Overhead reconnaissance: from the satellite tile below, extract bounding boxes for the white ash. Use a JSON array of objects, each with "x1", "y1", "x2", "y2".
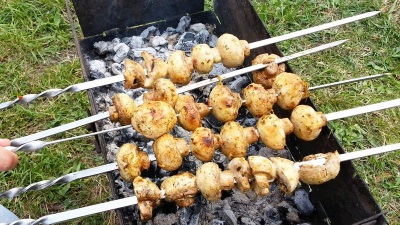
[
  {"x1": 89, "y1": 60, "x2": 106, "y2": 74},
  {"x1": 85, "y1": 16, "x2": 316, "y2": 225}
]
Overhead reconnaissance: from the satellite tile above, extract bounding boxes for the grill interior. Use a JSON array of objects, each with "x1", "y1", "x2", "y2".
[{"x1": 68, "y1": 0, "x2": 387, "y2": 224}]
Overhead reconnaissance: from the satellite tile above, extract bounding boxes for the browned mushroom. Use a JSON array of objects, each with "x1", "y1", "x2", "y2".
[
  {"x1": 190, "y1": 127, "x2": 222, "y2": 162},
  {"x1": 143, "y1": 78, "x2": 178, "y2": 107},
  {"x1": 133, "y1": 176, "x2": 162, "y2": 221},
  {"x1": 167, "y1": 50, "x2": 194, "y2": 85},
  {"x1": 256, "y1": 114, "x2": 294, "y2": 150},
  {"x1": 123, "y1": 59, "x2": 146, "y2": 89},
  {"x1": 109, "y1": 93, "x2": 137, "y2": 126},
  {"x1": 227, "y1": 157, "x2": 252, "y2": 193},
  {"x1": 208, "y1": 84, "x2": 242, "y2": 122},
  {"x1": 248, "y1": 156, "x2": 277, "y2": 196},
  {"x1": 242, "y1": 83, "x2": 277, "y2": 117},
  {"x1": 290, "y1": 105, "x2": 327, "y2": 141},
  {"x1": 273, "y1": 72, "x2": 309, "y2": 110},
  {"x1": 153, "y1": 133, "x2": 189, "y2": 171},
  {"x1": 299, "y1": 151, "x2": 340, "y2": 185},
  {"x1": 220, "y1": 121, "x2": 258, "y2": 159},
  {"x1": 252, "y1": 54, "x2": 286, "y2": 89},
  {"x1": 116, "y1": 143, "x2": 150, "y2": 182},
  {"x1": 139, "y1": 51, "x2": 168, "y2": 88},
  {"x1": 161, "y1": 172, "x2": 199, "y2": 207},
  {"x1": 174, "y1": 94, "x2": 209, "y2": 131}
]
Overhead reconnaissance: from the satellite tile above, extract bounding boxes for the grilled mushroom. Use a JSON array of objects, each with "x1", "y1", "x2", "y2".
[
  {"x1": 290, "y1": 105, "x2": 327, "y2": 141},
  {"x1": 299, "y1": 151, "x2": 340, "y2": 185},
  {"x1": 252, "y1": 53, "x2": 286, "y2": 89},
  {"x1": 256, "y1": 114, "x2": 294, "y2": 150},
  {"x1": 140, "y1": 51, "x2": 168, "y2": 88},
  {"x1": 242, "y1": 83, "x2": 277, "y2": 117},
  {"x1": 131, "y1": 101, "x2": 177, "y2": 139},
  {"x1": 227, "y1": 157, "x2": 252, "y2": 193},
  {"x1": 190, "y1": 127, "x2": 222, "y2": 162},
  {"x1": 270, "y1": 157, "x2": 300, "y2": 195},
  {"x1": 248, "y1": 156, "x2": 277, "y2": 196},
  {"x1": 161, "y1": 172, "x2": 198, "y2": 207},
  {"x1": 133, "y1": 176, "x2": 162, "y2": 221},
  {"x1": 109, "y1": 93, "x2": 137, "y2": 126},
  {"x1": 191, "y1": 44, "x2": 221, "y2": 73},
  {"x1": 217, "y1": 33, "x2": 250, "y2": 68},
  {"x1": 175, "y1": 94, "x2": 208, "y2": 131},
  {"x1": 116, "y1": 143, "x2": 150, "y2": 182},
  {"x1": 273, "y1": 72, "x2": 309, "y2": 110},
  {"x1": 123, "y1": 59, "x2": 146, "y2": 89},
  {"x1": 167, "y1": 50, "x2": 194, "y2": 85},
  {"x1": 208, "y1": 84, "x2": 242, "y2": 122},
  {"x1": 153, "y1": 133, "x2": 189, "y2": 171},
  {"x1": 143, "y1": 78, "x2": 178, "y2": 107},
  {"x1": 220, "y1": 121, "x2": 258, "y2": 159}
]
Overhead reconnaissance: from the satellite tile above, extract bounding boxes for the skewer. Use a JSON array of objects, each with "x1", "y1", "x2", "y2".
[
  {"x1": 0, "y1": 11, "x2": 379, "y2": 110},
  {"x1": 2, "y1": 143, "x2": 399, "y2": 225},
  {"x1": 5, "y1": 73, "x2": 392, "y2": 153},
  {"x1": 2, "y1": 99, "x2": 400, "y2": 198},
  {"x1": 9, "y1": 40, "x2": 345, "y2": 147}
]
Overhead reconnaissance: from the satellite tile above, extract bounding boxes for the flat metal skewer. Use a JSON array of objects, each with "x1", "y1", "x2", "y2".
[
  {"x1": 10, "y1": 40, "x2": 346, "y2": 147},
  {"x1": 0, "y1": 11, "x2": 380, "y2": 110},
  {"x1": 5, "y1": 72, "x2": 392, "y2": 153},
  {"x1": 2, "y1": 98, "x2": 400, "y2": 198},
  {"x1": 2, "y1": 143, "x2": 399, "y2": 225}
]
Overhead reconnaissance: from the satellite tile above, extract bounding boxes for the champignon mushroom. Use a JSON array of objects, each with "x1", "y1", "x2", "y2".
[
  {"x1": 196, "y1": 162, "x2": 235, "y2": 201},
  {"x1": 190, "y1": 127, "x2": 222, "y2": 162},
  {"x1": 220, "y1": 121, "x2": 259, "y2": 159},
  {"x1": 123, "y1": 59, "x2": 146, "y2": 89},
  {"x1": 290, "y1": 105, "x2": 327, "y2": 141},
  {"x1": 174, "y1": 95, "x2": 204, "y2": 131},
  {"x1": 227, "y1": 157, "x2": 252, "y2": 193},
  {"x1": 109, "y1": 93, "x2": 137, "y2": 126},
  {"x1": 256, "y1": 114, "x2": 294, "y2": 150},
  {"x1": 143, "y1": 78, "x2": 178, "y2": 107},
  {"x1": 248, "y1": 156, "x2": 276, "y2": 196},
  {"x1": 153, "y1": 133, "x2": 189, "y2": 171},
  {"x1": 191, "y1": 44, "x2": 221, "y2": 74},
  {"x1": 208, "y1": 84, "x2": 242, "y2": 122},
  {"x1": 116, "y1": 143, "x2": 150, "y2": 182},
  {"x1": 167, "y1": 50, "x2": 194, "y2": 85},
  {"x1": 252, "y1": 54, "x2": 286, "y2": 89},
  {"x1": 242, "y1": 83, "x2": 277, "y2": 117},
  {"x1": 216, "y1": 33, "x2": 250, "y2": 68},
  {"x1": 133, "y1": 176, "x2": 161, "y2": 221},
  {"x1": 270, "y1": 157, "x2": 299, "y2": 195},
  {"x1": 139, "y1": 51, "x2": 168, "y2": 88},
  {"x1": 131, "y1": 101, "x2": 177, "y2": 139},
  {"x1": 161, "y1": 172, "x2": 198, "y2": 207},
  {"x1": 272, "y1": 72, "x2": 309, "y2": 110},
  {"x1": 299, "y1": 151, "x2": 340, "y2": 185}
]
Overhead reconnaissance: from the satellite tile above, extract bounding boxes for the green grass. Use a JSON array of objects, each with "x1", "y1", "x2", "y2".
[
  {"x1": 0, "y1": 0, "x2": 399, "y2": 224},
  {"x1": 251, "y1": 0, "x2": 400, "y2": 223}
]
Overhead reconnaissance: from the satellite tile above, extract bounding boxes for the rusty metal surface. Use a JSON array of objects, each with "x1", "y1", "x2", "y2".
[{"x1": 68, "y1": 0, "x2": 387, "y2": 224}]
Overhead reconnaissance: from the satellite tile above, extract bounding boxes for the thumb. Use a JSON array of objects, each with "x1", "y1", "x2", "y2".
[{"x1": 0, "y1": 148, "x2": 19, "y2": 171}]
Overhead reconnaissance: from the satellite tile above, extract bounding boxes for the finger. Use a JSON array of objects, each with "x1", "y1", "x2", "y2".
[
  {"x1": 0, "y1": 148, "x2": 19, "y2": 171},
  {"x1": 0, "y1": 139, "x2": 11, "y2": 147}
]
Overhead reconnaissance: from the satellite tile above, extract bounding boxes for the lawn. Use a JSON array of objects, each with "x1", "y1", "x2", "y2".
[{"x1": 0, "y1": 0, "x2": 399, "y2": 224}]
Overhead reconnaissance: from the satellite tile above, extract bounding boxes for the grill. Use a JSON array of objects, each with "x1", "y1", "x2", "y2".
[{"x1": 64, "y1": 0, "x2": 387, "y2": 224}]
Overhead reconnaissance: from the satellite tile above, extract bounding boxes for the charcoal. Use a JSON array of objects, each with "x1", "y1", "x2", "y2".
[
  {"x1": 113, "y1": 43, "x2": 130, "y2": 63},
  {"x1": 140, "y1": 26, "x2": 159, "y2": 40},
  {"x1": 293, "y1": 189, "x2": 315, "y2": 215},
  {"x1": 111, "y1": 62, "x2": 123, "y2": 75},
  {"x1": 231, "y1": 189, "x2": 251, "y2": 204},
  {"x1": 180, "y1": 204, "x2": 200, "y2": 225},
  {"x1": 176, "y1": 16, "x2": 191, "y2": 33},
  {"x1": 130, "y1": 36, "x2": 144, "y2": 49},
  {"x1": 121, "y1": 37, "x2": 131, "y2": 45},
  {"x1": 89, "y1": 60, "x2": 107, "y2": 74},
  {"x1": 218, "y1": 209, "x2": 237, "y2": 225},
  {"x1": 209, "y1": 35, "x2": 218, "y2": 47},
  {"x1": 240, "y1": 217, "x2": 256, "y2": 225},
  {"x1": 167, "y1": 33, "x2": 179, "y2": 50},
  {"x1": 108, "y1": 38, "x2": 121, "y2": 53},
  {"x1": 175, "y1": 32, "x2": 197, "y2": 52},
  {"x1": 211, "y1": 219, "x2": 225, "y2": 225},
  {"x1": 93, "y1": 41, "x2": 109, "y2": 55},
  {"x1": 196, "y1": 29, "x2": 210, "y2": 44},
  {"x1": 150, "y1": 36, "x2": 167, "y2": 48},
  {"x1": 106, "y1": 142, "x2": 119, "y2": 162},
  {"x1": 165, "y1": 27, "x2": 176, "y2": 35},
  {"x1": 228, "y1": 76, "x2": 250, "y2": 93},
  {"x1": 130, "y1": 47, "x2": 157, "y2": 58},
  {"x1": 189, "y1": 23, "x2": 206, "y2": 33},
  {"x1": 110, "y1": 82, "x2": 125, "y2": 93}
]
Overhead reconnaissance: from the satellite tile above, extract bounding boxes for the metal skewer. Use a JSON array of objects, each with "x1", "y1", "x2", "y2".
[
  {"x1": 5, "y1": 72, "x2": 392, "y2": 153},
  {"x1": 2, "y1": 98, "x2": 400, "y2": 198},
  {"x1": 0, "y1": 11, "x2": 380, "y2": 110},
  {"x1": 10, "y1": 40, "x2": 346, "y2": 147},
  {"x1": 2, "y1": 143, "x2": 399, "y2": 225}
]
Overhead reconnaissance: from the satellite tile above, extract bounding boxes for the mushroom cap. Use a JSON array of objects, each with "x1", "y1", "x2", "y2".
[
  {"x1": 123, "y1": 59, "x2": 146, "y2": 89},
  {"x1": 299, "y1": 152, "x2": 340, "y2": 185},
  {"x1": 153, "y1": 133, "x2": 187, "y2": 171},
  {"x1": 208, "y1": 84, "x2": 242, "y2": 123},
  {"x1": 220, "y1": 121, "x2": 248, "y2": 159},
  {"x1": 143, "y1": 78, "x2": 178, "y2": 107},
  {"x1": 273, "y1": 72, "x2": 308, "y2": 110},
  {"x1": 116, "y1": 143, "x2": 150, "y2": 182},
  {"x1": 256, "y1": 114, "x2": 287, "y2": 150},
  {"x1": 161, "y1": 172, "x2": 198, "y2": 207},
  {"x1": 190, "y1": 127, "x2": 221, "y2": 162},
  {"x1": 195, "y1": 162, "x2": 223, "y2": 201},
  {"x1": 140, "y1": 51, "x2": 168, "y2": 88},
  {"x1": 175, "y1": 95, "x2": 202, "y2": 131},
  {"x1": 191, "y1": 44, "x2": 215, "y2": 74},
  {"x1": 167, "y1": 50, "x2": 194, "y2": 85},
  {"x1": 216, "y1": 33, "x2": 245, "y2": 68},
  {"x1": 109, "y1": 93, "x2": 137, "y2": 126},
  {"x1": 131, "y1": 101, "x2": 177, "y2": 139},
  {"x1": 270, "y1": 157, "x2": 299, "y2": 195},
  {"x1": 242, "y1": 83, "x2": 277, "y2": 118},
  {"x1": 290, "y1": 105, "x2": 327, "y2": 141}
]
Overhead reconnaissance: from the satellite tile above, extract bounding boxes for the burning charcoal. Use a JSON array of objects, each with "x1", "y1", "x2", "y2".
[
  {"x1": 176, "y1": 16, "x2": 191, "y2": 33},
  {"x1": 195, "y1": 29, "x2": 210, "y2": 44},
  {"x1": 130, "y1": 47, "x2": 157, "y2": 58},
  {"x1": 108, "y1": 38, "x2": 121, "y2": 53},
  {"x1": 113, "y1": 43, "x2": 130, "y2": 63},
  {"x1": 180, "y1": 204, "x2": 201, "y2": 225},
  {"x1": 228, "y1": 76, "x2": 251, "y2": 93},
  {"x1": 111, "y1": 63, "x2": 123, "y2": 75},
  {"x1": 106, "y1": 142, "x2": 119, "y2": 162},
  {"x1": 241, "y1": 118, "x2": 257, "y2": 127},
  {"x1": 174, "y1": 32, "x2": 197, "y2": 52},
  {"x1": 293, "y1": 189, "x2": 315, "y2": 216},
  {"x1": 93, "y1": 41, "x2": 109, "y2": 55},
  {"x1": 209, "y1": 34, "x2": 219, "y2": 47},
  {"x1": 130, "y1": 36, "x2": 144, "y2": 49},
  {"x1": 189, "y1": 23, "x2": 206, "y2": 33},
  {"x1": 140, "y1": 26, "x2": 159, "y2": 40},
  {"x1": 241, "y1": 217, "x2": 256, "y2": 225},
  {"x1": 150, "y1": 36, "x2": 167, "y2": 48},
  {"x1": 218, "y1": 209, "x2": 237, "y2": 225},
  {"x1": 89, "y1": 60, "x2": 106, "y2": 74}
]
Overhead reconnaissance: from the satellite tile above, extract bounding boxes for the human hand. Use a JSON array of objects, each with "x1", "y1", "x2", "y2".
[{"x1": 0, "y1": 139, "x2": 19, "y2": 171}]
